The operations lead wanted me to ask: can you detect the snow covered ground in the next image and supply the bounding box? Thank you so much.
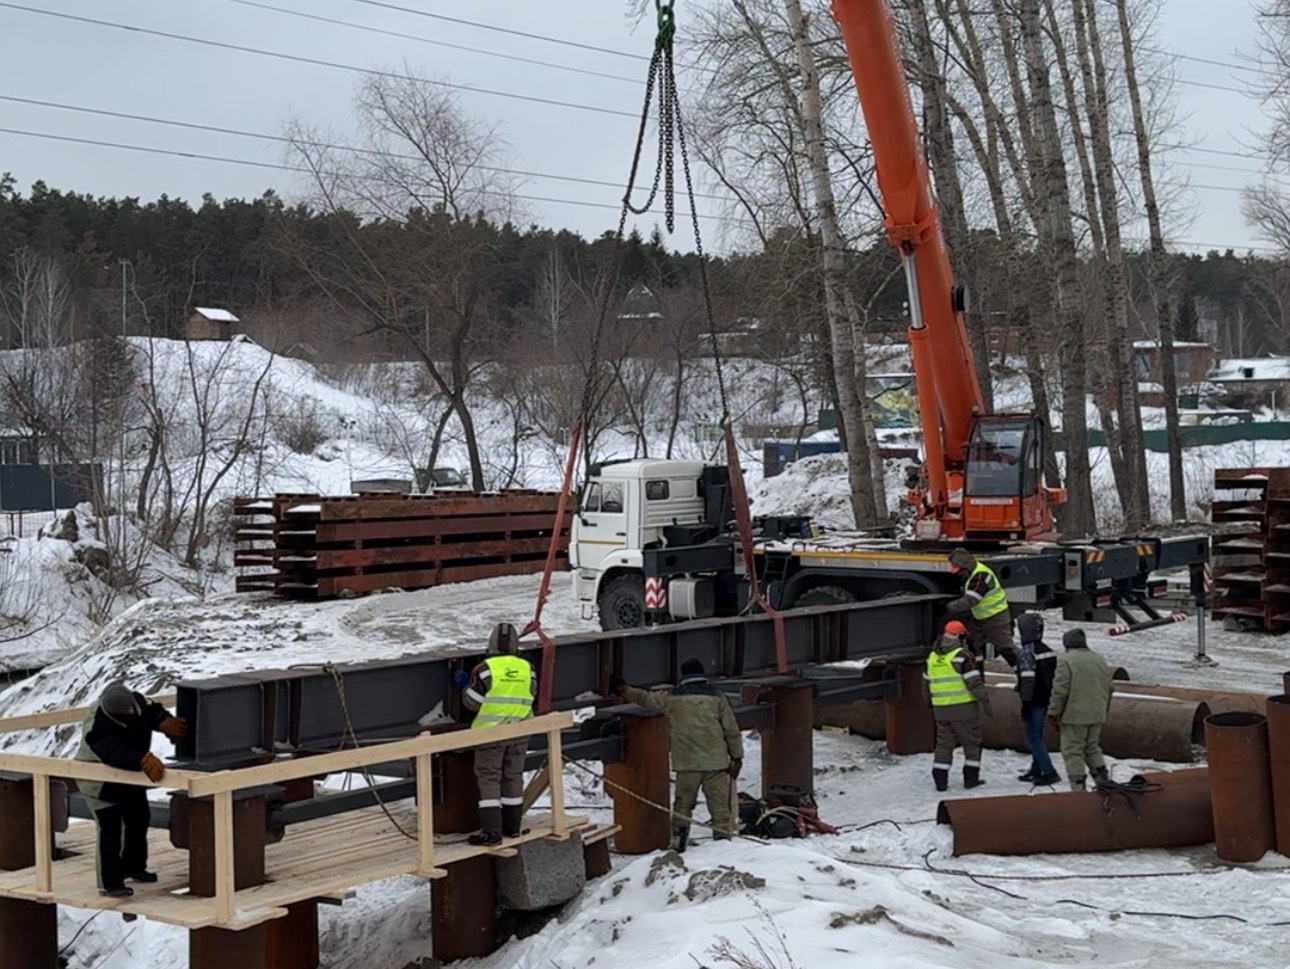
[3,572,1288,969]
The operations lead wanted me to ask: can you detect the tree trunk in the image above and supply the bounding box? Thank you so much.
[1073,0,1150,527]
[1019,0,1096,535]
[785,0,878,526]
[1116,0,1186,521]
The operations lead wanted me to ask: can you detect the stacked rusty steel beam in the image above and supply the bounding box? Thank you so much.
[232,491,568,599]
[1210,467,1290,631]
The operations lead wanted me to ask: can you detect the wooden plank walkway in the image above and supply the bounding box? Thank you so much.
[0,805,589,931]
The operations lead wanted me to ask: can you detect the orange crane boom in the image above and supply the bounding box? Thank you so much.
[830,0,1063,542]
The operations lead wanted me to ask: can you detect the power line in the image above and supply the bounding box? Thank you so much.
[342,0,653,64]
[220,0,640,86]
[0,2,641,120]
[0,125,754,228]
[2,94,1269,205]
[0,93,732,202]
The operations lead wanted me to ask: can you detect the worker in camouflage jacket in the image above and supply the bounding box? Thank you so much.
[75,683,186,897]
[1048,628,1114,791]
[611,658,743,851]
[946,547,1017,664]
[924,622,992,792]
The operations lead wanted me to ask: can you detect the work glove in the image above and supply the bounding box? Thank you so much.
[139,752,166,784]
[728,757,742,779]
[608,674,627,696]
[451,669,471,691]
[158,716,187,740]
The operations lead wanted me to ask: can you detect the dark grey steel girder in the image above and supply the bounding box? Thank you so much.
[175,593,945,764]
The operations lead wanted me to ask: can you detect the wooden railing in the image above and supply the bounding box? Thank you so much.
[0,709,572,925]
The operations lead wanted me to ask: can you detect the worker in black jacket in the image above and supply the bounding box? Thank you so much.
[1014,613,1060,786]
[74,684,186,897]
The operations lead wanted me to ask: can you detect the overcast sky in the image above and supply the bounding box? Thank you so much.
[0,0,1277,255]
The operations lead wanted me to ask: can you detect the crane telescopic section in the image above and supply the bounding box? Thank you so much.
[830,0,1066,542]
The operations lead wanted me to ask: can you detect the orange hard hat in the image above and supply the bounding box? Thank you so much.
[944,620,968,636]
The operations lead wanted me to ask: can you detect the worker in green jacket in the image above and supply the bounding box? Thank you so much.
[947,548,1017,664]
[1048,629,1114,791]
[612,658,743,852]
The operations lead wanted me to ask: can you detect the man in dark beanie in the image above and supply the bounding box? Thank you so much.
[611,658,743,851]
[1049,628,1114,791]
[75,683,186,897]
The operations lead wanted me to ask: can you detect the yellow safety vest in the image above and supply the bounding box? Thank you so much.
[970,562,1009,621]
[471,655,535,729]
[926,648,974,707]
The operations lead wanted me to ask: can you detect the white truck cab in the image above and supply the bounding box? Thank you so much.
[571,459,709,627]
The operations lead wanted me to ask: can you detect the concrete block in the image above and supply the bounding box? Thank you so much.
[495,835,587,911]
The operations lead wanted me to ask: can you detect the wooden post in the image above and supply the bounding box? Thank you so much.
[416,753,436,875]
[759,680,816,795]
[189,789,271,969]
[32,773,51,894]
[547,728,566,837]
[603,710,671,854]
[0,773,57,969]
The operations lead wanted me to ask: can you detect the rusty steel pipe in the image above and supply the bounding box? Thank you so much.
[819,683,1207,763]
[936,768,1213,856]
[979,684,1207,763]
[1263,696,1290,855]
[1204,711,1276,863]
[1283,671,1290,695]
[1113,681,1268,717]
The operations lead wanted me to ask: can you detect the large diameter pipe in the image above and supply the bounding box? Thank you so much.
[936,768,1213,856]
[1204,711,1276,863]
[1113,681,1267,717]
[980,684,1207,764]
[1262,696,1290,855]
[819,685,1207,762]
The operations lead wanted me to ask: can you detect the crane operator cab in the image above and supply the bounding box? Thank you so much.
[962,415,1064,541]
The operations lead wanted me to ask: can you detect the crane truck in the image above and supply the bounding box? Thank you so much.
[570,0,1209,632]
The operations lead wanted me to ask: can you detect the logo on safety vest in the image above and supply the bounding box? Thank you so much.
[645,576,667,610]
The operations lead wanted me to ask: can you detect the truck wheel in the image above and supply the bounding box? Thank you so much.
[790,584,856,607]
[599,575,646,630]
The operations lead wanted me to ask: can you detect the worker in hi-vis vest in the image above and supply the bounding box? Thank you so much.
[924,622,992,792]
[946,547,1017,664]
[454,622,536,846]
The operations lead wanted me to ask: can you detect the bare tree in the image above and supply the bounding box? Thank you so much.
[1115,0,1185,520]
[281,69,519,492]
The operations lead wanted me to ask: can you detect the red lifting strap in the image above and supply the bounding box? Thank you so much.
[522,418,583,714]
[723,422,788,674]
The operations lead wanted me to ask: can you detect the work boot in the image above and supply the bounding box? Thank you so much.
[1070,776,1086,792]
[502,804,527,838]
[672,825,690,853]
[963,766,985,790]
[127,870,158,884]
[1032,770,1061,787]
[932,768,949,793]
[468,830,503,846]
[99,886,133,899]
[1017,769,1037,783]
[1091,766,1111,787]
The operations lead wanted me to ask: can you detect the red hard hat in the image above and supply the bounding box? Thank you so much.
[944,620,968,636]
